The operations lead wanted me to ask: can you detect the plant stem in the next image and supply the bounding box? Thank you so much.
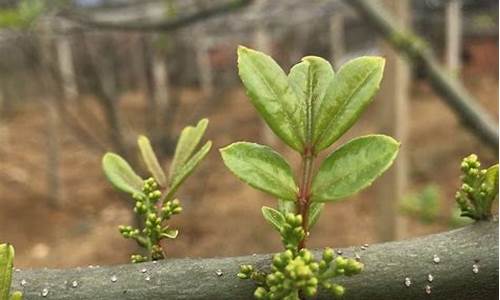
[298,147,315,250]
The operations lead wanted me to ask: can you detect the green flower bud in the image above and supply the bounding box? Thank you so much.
[323,247,334,262]
[309,262,319,273]
[304,285,317,297]
[254,287,267,299]
[299,249,312,263]
[335,256,347,269]
[331,284,345,297]
[345,259,363,276]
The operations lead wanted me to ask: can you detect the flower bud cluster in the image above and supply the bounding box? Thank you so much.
[119,177,183,263]
[280,213,305,252]
[239,246,363,299]
[455,154,498,220]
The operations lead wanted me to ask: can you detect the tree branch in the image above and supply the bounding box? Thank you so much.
[60,0,254,32]
[345,0,499,151]
[11,221,498,299]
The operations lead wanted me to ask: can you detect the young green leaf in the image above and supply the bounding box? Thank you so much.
[261,206,286,231]
[313,57,385,153]
[138,135,167,187]
[308,203,324,229]
[161,228,179,239]
[484,164,499,201]
[102,153,144,196]
[311,135,399,202]
[220,142,298,201]
[165,141,212,200]
[278,199,296,214]
[0,244,14,300]
[169,119,209,183]
[288,56,334,144]
[237,46,305,152]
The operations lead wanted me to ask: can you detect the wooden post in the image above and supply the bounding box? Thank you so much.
[374,0,410,241]
[445,0,463,75]
[329,12,345,69]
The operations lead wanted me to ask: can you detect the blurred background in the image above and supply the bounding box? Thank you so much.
[0,0,497,268]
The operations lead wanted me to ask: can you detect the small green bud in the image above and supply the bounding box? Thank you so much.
[304,285,317,297]
[132,192,145,201]
[323,247,334,262]
[309,262,319,273]
[254,287,267,299]
[10,291,23,300]
[299,249,312,263]
[331,284,345,297]
[334,256,347,269]
[345,259,363,276]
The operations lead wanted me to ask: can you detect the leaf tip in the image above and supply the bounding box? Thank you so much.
[198,118,209,127]
[237,44,250,54]
[137,134,149,144]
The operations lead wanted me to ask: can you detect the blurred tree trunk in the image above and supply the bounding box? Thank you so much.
[54,20,78,102]
[80,32,130,159]
[0,78,10,154]
[345,0,498,151]
[195,29,214,99]
[253,0,277,147]
[142,34,171,154]
[38,19,62,208]
[329,12,345,69]
[151,35,170,137]
[445,0,463,76]
[373,0,410,241]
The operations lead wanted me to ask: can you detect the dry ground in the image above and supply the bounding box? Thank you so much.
[0,59,497,269]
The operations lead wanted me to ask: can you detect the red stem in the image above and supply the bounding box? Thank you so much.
[297,147,315,250]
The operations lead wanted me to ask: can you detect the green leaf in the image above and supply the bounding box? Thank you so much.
[165,141,212,200]
[138,135,167,187]
[102,153,144,196]
[0,244,14,300]
[169,119,209,184]
[161,228,179,239]
[288,56,334,144]
[314,57,385,152]
[311,135,399,202]
[237,46,305,151]
[449,205,474,228]
[220,142,298,201]
[261,206,286,231]
[308,203,324,229]
[484,164,499,201]
[278,199,296,214]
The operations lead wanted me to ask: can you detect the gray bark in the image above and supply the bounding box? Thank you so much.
[11,221,498,299]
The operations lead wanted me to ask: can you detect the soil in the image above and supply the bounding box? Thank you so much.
[0,57,497,269]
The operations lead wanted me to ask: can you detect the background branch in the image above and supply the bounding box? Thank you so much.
[11,221,498,299]
[345,0,499,152]
[60,0,254,32]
